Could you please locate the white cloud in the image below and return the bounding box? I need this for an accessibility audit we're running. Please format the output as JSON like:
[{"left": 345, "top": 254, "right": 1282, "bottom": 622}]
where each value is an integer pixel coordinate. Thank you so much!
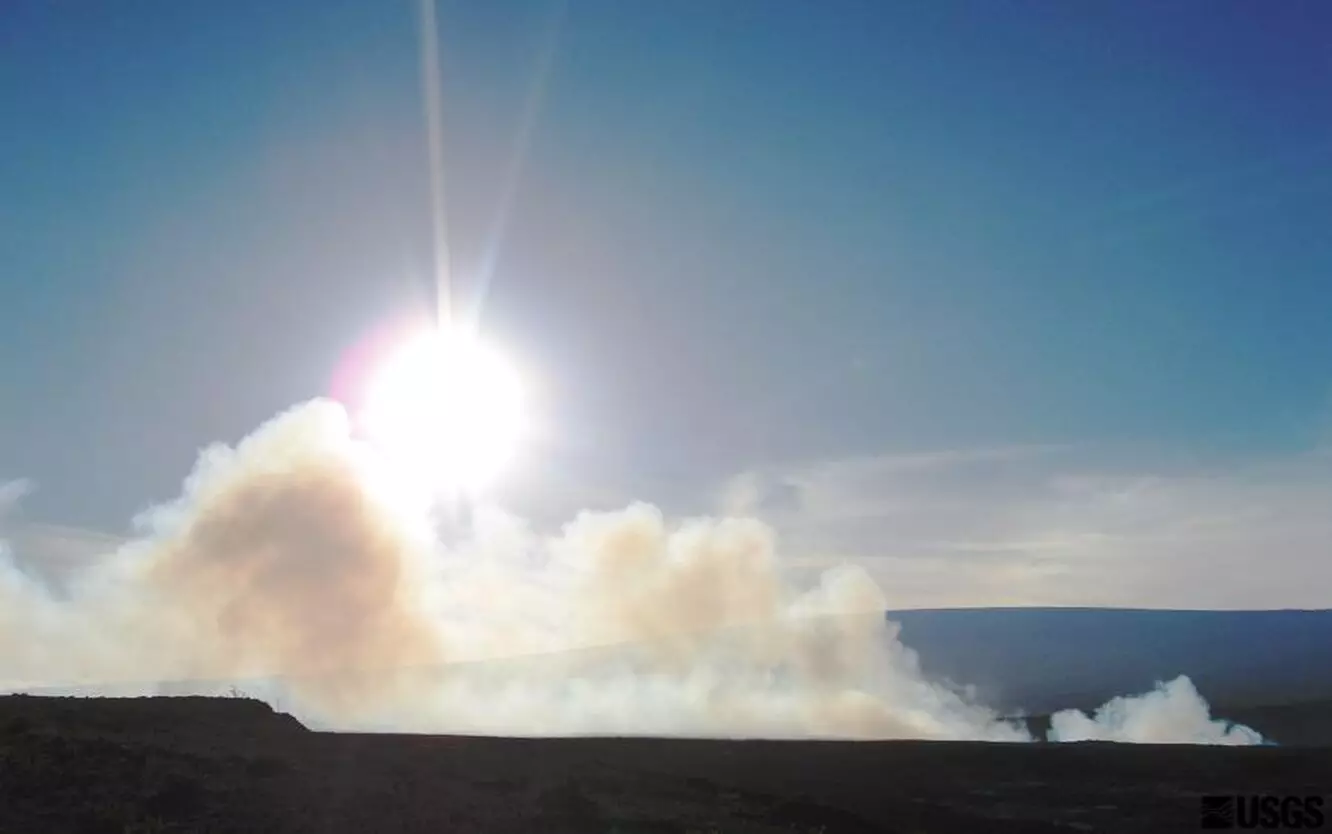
[
  {"left": 720, "top": 446, "right": 1332, "bottom": 609},
  {"left": 0, "top": 479, "right": 30, "bottom": 515}
]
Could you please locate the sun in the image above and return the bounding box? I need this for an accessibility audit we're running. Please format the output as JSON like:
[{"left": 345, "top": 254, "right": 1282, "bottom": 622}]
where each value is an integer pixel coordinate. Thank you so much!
[{"left": 358, "top": 326, "right": 525, "bottom": 496}]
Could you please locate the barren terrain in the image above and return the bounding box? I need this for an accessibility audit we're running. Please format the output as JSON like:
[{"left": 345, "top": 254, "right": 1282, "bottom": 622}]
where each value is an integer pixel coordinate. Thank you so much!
[{"left": 1, "top": 695, "right": 1329, "bottom": 833}]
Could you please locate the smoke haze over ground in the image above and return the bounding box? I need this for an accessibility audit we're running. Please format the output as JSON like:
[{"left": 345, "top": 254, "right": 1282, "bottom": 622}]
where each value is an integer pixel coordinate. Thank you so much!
[{"left": 0, "top": 400, "right": 1262, "bottom": 744}]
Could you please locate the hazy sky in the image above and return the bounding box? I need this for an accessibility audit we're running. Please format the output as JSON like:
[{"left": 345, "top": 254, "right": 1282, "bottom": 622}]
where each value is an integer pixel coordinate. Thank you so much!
[{"left": 3, "top": 1, "right": 1332, "bottom": 607}]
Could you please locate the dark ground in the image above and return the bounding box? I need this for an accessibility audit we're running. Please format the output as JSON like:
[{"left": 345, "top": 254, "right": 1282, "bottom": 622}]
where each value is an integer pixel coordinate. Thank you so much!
[{"left": 1, "top": 695, "right": 1329, "bottom": 834}]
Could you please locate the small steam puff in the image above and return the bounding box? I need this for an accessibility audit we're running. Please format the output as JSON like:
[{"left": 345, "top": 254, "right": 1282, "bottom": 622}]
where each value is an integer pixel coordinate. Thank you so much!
[
  {"left": 0, "top": 400, "right": 1261, "bottom": 744},
  {"left": 1048, "top": 676, "right": 1265, "bottom": 744}
]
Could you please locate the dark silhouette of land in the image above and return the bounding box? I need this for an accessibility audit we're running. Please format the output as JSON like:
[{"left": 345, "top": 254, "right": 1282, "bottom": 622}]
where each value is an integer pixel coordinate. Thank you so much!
[{"left": 1, "top": 694, "right": 1329, "bottom": 833}]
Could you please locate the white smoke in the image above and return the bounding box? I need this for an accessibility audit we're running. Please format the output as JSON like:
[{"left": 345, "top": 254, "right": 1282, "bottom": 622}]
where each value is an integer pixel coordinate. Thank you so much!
[
  {"left": 1048, "top": 676, "right": 1264, "bottom": 744},
  {"left": 0, "top": 400, "right": 1259, "bottom": 744}
]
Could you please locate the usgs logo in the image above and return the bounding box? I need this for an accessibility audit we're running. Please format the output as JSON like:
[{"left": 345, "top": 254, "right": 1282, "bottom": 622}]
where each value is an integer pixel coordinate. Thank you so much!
[{"left": 1201, "top": 795, "right": 1328, "bottom": 830}]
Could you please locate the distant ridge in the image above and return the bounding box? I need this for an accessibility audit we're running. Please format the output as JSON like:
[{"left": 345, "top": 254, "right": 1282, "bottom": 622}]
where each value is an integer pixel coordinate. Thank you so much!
[{"left": 887, "top": 607, "right": 1332, "bottom": 714}]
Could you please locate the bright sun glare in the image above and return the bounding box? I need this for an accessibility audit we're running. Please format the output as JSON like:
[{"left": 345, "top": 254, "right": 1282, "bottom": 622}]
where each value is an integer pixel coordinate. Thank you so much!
[{"left": 360, "top": 327, "right": 524, "bottom": 495}]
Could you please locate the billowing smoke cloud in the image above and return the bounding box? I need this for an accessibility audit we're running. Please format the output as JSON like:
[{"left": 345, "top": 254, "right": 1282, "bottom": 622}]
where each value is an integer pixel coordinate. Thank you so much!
[
  {"left": 1048, "top": 676, "right": 1265, "bottom": 744},
  {"left": 0, "top": 401, "right": 1259, "bottom": 743}
]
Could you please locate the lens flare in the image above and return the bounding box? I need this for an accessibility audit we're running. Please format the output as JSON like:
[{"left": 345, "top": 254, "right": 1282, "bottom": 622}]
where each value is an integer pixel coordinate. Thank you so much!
[{"left": 359, "top": 328, "right": 524, "bottom": 495}]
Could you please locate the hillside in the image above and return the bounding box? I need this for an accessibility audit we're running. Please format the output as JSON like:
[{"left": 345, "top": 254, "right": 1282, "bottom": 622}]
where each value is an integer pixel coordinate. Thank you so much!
[{"left": 1, "top": 695, "right": 1330, "bottom": 833}]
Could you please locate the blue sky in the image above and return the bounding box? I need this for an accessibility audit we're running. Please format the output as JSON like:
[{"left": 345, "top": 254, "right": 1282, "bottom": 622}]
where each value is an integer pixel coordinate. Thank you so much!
[{"left": 3, "top": 1, "right": 1332, "bottom": 606}]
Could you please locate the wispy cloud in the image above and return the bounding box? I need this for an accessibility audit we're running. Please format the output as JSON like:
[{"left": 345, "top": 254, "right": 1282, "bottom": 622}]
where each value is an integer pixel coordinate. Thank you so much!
[
  {"left": 720, "top": 445, "right": 1332, "bottom": 609},
  {"left": 12, "top": 440, "right": 1332, "bottom": 610},
  {"left": 0, "top": 479, "right": 32, "bottom": 560},
  {"left": 0, "top": 479, "right": 31, "bottom": 515},
  {"left": 1, "top": 493, "right": 125, "bottom": 590},
  {"left": 721, "top": 444, "right": 1069, "bottom": 519}
]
